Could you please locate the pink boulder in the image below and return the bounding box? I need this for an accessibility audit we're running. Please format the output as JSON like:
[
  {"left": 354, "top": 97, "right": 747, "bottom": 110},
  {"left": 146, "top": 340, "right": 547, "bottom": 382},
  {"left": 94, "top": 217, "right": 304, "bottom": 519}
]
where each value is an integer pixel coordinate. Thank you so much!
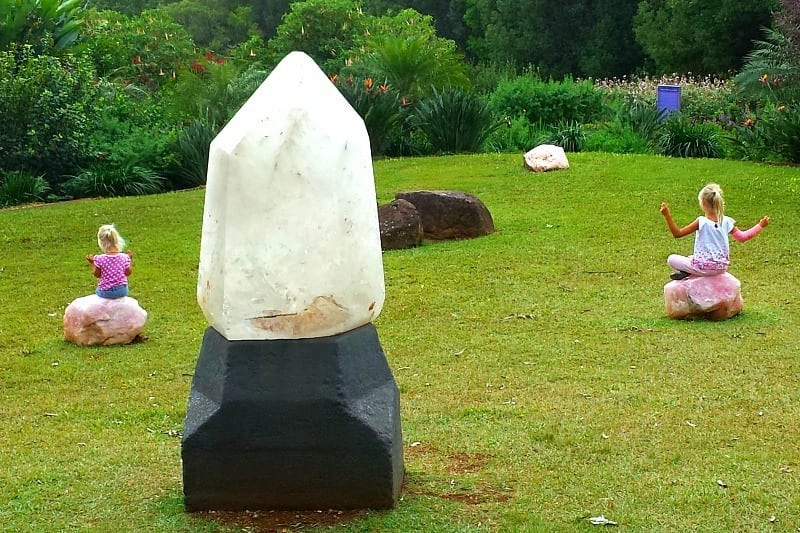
[
  {"left": 664, "top": 272, "right": 743, "bottom": 321},
  {"left": 64, "top": 295, "right": 147, "bottom": 346}
]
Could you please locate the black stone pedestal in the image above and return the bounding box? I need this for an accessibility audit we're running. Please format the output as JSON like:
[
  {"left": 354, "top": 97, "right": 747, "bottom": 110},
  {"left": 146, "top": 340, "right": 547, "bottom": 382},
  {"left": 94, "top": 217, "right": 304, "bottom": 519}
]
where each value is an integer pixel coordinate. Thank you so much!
[{"left": 181, "top": 323, "right": 403, "bottom": 511}]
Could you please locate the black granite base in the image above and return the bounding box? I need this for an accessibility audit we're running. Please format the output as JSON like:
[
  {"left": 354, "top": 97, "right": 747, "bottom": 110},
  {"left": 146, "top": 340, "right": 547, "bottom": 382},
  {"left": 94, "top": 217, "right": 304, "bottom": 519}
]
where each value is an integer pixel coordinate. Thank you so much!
[{"left": 181, "top": 323, "right": 403, "bottom": 511}]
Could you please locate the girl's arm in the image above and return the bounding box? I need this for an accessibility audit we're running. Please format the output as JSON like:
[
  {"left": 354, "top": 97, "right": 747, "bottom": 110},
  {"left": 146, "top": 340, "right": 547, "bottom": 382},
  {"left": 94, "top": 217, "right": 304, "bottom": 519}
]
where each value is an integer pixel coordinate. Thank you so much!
[
  {"left": 660, "top": 203, "right": 698, "bottom": 238},
  {"left": 731, "top": 215, "right": 770, "bottom": 242},
  {"left": 124, "top": 250, "right": 132, "bottom": 276}
]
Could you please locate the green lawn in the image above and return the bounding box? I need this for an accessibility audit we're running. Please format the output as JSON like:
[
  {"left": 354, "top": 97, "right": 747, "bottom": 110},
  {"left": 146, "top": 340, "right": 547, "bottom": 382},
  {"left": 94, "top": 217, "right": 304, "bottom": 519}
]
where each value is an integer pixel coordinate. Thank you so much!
[{"left": 1, "top": 153, "right": 799, "bottom": 531}]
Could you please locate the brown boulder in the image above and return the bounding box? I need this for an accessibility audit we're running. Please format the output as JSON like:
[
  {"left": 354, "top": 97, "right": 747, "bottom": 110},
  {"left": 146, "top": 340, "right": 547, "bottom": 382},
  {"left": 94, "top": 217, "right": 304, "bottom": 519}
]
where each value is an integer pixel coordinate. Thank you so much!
[
  {"left": 378, "top": 199, "right": 423, "bottom": 250},
  {"left": 395, "top": 190, "right": 494, "bottom": 240}
]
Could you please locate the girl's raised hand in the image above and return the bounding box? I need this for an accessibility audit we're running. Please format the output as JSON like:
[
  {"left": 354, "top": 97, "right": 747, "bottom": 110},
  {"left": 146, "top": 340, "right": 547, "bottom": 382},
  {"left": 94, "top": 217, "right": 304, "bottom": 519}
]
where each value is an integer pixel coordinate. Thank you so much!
[
  {"left": 659, "top": 202, "right": 670, "bottom": 215},
  {"left": 759, "top": 215, "right": 770, "bottom": 227},
  {"left": 85, "top": 254, "right": 94, "bottom": 264}
]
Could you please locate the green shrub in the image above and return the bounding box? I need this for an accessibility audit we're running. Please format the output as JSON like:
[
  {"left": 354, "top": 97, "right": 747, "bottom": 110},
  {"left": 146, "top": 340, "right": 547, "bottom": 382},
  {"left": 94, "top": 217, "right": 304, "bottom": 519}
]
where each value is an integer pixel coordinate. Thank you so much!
[
  {"left": 165, "top": 119, "right": 218, "bottom": 189},
  {"left": 0, "top": 171, "right": 49, "bottom": 207},
  {"left": 657, "top": 118, "right": 725, "bottom": 159},
  {"left": 0, "top": 46, "right": 97, "bottom": 187},
  {"left": 334, "top": 76, "right": 402, "bottom": 157},
  {"left": 62, "top": 167, "right": 165, "bottom": 198},
  {"left": 488, "top": 75, "right": 605, "bottom": 126},
  {"left": 82, "top": 8, "right": 196, "bottom": 89},
  {"left": 409, "top": 87, "right": 500, "bottom": 154},
  {"left": 584, "top": 123, "right": 651, "bottom": 154},
  {"left": 486, "top": 115, "right": 549, "bottom": 152}
]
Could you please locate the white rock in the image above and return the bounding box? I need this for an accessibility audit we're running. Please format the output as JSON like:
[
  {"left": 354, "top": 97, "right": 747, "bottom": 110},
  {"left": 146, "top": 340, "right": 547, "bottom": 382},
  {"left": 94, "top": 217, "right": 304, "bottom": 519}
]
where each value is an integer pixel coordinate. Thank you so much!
[
  {"left": 523, "top": 144, "right": 570, "bottom": 172},
  {"left": 197, "top": 52, "right": 385, "bottom": 340},
  {"left": 64, "top": 295, "right": 147, "bottom": 346}
]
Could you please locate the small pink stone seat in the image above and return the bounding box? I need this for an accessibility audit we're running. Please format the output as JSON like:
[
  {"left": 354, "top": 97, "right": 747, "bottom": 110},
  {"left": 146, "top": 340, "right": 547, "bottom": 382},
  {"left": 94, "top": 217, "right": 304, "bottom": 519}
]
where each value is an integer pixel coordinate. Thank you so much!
[
  {"left": 64, "top": 295, "right": 147, "bottom": 345},
  {"left": 664, "top": 272, "right": 743, "bottom": 321}
]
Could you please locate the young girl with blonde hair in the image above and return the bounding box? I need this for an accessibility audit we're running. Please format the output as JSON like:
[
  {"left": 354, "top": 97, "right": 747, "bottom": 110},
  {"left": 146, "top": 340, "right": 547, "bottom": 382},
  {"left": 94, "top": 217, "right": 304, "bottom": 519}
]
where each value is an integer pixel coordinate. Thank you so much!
[
  {"left": 660, "top": 183, "right": 770, "bottom": 280},
  {"left": 86, "top": 224, "right": 133, "bottom": 298}
]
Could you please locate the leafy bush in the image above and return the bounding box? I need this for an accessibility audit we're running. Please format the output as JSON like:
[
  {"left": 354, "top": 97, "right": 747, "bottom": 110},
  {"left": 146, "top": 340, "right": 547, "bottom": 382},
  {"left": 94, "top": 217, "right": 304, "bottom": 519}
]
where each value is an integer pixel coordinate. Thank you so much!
[
  {"left": 488, "top": 75, "right": 606, "bottom": 126},
  {"left": 0, "top": 46, "right": 97, "bottom": 187},
  {"left": 409, "top": 87, "right": 500, "bottom": 154},
  {"left": 62, "top": 167, "right": 165, "bottom": 198},
  {"left": 0, "top": 171, "right": 49, "bottom": 207},
  {"left": 165, "top": 119, "right": 218, "bottom": 189},
  {"left": 657, "top": 118, "right": 725, "bottom": 159},
  {"left": 82, "top": 8, "right": 196, "bottom": 89}
]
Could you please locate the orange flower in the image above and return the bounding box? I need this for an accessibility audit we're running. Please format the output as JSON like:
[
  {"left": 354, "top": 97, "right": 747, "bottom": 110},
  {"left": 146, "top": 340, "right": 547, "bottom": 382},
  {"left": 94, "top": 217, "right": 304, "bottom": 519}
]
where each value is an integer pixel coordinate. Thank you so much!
[
  {"left": 743, "top": 118, "right": 754, "bottom": 127},
  {"left": 363, "top": 78, "right": 373, "bottom": 90},
  {"left": 133, "top": 56, "right": 142, "bottom": 64},
  {"left": 379, "top": 84, "right": 389, "bottom": 93},
  {"left": 329, "top": 74, "right": 339, "bottom": 83}
]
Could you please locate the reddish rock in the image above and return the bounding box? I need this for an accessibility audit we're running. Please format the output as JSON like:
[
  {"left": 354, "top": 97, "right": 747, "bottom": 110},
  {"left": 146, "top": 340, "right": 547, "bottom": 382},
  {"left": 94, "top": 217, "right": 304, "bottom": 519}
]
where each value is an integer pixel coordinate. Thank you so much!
[
  {"left": 378, "top": 199, "right": 423, "bottom": 250},
  {"left": 64, "top": 295, "right": 147, "bottom": 345},
  {"left": 664, "top": 272, "right": 743, "bottom": 321},
  {"left": 394, "top": 190, "right": 494, "bottom": 240}
]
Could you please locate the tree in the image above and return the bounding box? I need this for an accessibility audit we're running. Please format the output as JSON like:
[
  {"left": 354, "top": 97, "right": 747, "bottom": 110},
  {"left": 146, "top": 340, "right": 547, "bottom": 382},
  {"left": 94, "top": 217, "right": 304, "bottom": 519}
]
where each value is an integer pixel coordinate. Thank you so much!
[
  {"left": 634, "top": 0, "right": 777, "bottom": 74},
  {"left": 159, "top": 0, "right": 257, "bottom": 51},
  {"left": 464, "top": 0, "right": 642, "bottom": 79}
]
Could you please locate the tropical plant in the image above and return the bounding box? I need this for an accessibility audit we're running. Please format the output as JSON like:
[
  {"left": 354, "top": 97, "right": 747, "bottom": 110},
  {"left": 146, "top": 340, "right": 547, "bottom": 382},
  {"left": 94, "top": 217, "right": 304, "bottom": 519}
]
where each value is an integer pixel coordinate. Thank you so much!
[
  {"left": 0, "top": 171, "right": 49, "bottom": 207},
  {"left": 0, "top": 0, "right": 84, "bottom": 52},
  {"left": 544, "top": 120, "right": 586, "bottom": 152},
  {"left": 334, "top": 76, "right": 403, "bottom": 157},
  {"left": 355, "top": 33, "right": 470, "bottom": 102},
  {"left": 759, "top": 103, "right": 800, "bottom": 163},
  {"left": 657, "top": 118, "right": 725, "bottom": 159},
  {"left": 164, "top": 56, "right": 244, "bottom": 125},
  {"left": 166, "top": 119, "right": 219, "bottom": 189},
  {"left": 735, "top": 27, "right": 800, "bottom": 105},
  {"left": 616, "top": 99, "right": 665, "bottom": 146},
  {"left": 62, "top": 166, "right": 165, "bottom": 198},
  {"left": 408, "top": 87, "right": 500, "bottom": 154}
]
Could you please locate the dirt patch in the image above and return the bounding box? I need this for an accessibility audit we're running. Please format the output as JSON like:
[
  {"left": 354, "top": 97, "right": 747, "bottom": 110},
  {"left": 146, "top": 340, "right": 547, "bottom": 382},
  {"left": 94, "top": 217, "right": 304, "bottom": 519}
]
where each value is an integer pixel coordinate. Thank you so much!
[
  {"left": 446, "top": 452, "right": 490, "bottom": 474},
  {"left": 440, "top": 488, "right": 512, "bottom": 505},
  {"left": 196, "top": 508, "right": 366, "bottom": 532}
]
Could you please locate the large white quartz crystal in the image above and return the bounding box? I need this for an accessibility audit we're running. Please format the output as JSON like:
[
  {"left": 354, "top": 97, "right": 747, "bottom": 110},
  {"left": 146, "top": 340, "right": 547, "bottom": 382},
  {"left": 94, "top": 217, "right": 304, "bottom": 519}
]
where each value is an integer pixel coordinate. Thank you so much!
[{"left": 197, "top": 52, "right": 385, "bottom": 340}]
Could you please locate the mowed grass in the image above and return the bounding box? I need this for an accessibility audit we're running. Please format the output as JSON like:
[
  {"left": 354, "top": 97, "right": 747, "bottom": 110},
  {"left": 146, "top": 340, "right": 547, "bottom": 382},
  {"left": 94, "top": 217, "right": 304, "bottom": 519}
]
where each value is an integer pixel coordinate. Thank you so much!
[{"left": 0, "top": 153, "right": 798, "bottom": 531}]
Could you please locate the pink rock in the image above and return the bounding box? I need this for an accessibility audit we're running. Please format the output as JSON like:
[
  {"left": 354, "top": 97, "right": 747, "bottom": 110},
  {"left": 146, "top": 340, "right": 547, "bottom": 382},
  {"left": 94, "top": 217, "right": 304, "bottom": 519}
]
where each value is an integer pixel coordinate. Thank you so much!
[
  {"left": 664, "top": 272, "right": 743, "bottom": 321},
  {"left": 64, "top": 295, "right": 147, "bottom": 346}
]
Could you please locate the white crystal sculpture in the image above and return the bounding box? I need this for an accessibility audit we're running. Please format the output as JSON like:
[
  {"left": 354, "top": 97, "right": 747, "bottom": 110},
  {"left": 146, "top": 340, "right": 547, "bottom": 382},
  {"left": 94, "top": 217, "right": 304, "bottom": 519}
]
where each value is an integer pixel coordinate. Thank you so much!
[{"left": 197, "top": 52, "right": 385, "bottom": 340}]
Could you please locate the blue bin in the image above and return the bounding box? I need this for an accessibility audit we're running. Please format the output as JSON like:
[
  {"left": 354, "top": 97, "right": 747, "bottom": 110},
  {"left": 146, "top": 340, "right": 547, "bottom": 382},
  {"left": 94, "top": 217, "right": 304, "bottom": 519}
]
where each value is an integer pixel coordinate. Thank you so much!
[{"left": 657, "top": 85, "right": 681, "bottom": 118}]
